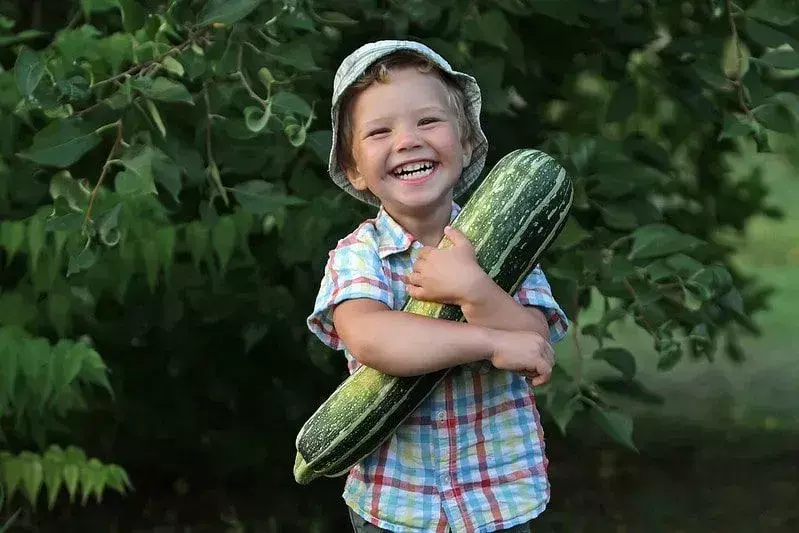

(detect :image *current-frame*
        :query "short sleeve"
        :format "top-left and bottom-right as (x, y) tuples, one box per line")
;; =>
(512, 265), (569, 344)
(306, 241), (392, 351)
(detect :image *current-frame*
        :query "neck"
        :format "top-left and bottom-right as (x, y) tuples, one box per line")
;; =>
(384, 200), (453, 247)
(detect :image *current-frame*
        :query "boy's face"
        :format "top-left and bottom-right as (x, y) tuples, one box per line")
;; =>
(345, 67), (472, 216)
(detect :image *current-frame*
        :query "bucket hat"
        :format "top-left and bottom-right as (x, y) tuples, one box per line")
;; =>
(328, 40), (489, 206)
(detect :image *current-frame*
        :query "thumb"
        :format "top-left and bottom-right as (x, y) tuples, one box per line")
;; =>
(444, 226), (472, 249)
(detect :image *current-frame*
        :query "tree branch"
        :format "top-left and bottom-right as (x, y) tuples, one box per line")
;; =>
(84, 121), (124, 226)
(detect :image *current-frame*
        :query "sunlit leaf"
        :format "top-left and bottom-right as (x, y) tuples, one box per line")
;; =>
(130, 77), (194, 105)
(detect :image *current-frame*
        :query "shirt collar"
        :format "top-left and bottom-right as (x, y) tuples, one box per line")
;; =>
(375, 203), (461, 258)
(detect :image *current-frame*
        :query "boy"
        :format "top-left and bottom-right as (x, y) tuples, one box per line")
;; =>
(307, 40), (569, 533)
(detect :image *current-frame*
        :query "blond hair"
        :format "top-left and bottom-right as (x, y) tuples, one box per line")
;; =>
(335, 50), (474, 173)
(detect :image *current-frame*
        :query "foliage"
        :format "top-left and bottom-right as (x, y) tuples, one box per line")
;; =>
(0, 0), (796, 521)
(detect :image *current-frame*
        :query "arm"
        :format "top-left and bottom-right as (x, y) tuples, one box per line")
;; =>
(332, 298), (493, 376)
(460, 278), (550, 338)
(332, 298), (553, 383)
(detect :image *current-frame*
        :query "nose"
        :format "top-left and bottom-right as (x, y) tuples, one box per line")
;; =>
(394, 124), (422, 152)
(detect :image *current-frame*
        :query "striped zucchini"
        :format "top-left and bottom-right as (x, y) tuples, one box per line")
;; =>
(294, 148), (573, 484)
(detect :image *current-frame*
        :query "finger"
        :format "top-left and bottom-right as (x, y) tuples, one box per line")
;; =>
(443, 226), (473, 249)
(407, 271), (423, 286)
(406, 283), (424, 300)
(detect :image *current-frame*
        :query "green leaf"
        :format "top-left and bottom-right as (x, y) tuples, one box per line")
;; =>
(747, 0), (799, 26)
(685, 265), (733, 301)
(588, 405), (637, 451)
(285, 123), (307, 147)
(244, 104), (271, 133)
(81, 0), (118, 15)
(161, 56), (185, 77)
(753, 101), (796, 133)
(155, 226), (176, 277)
(319, 11), (358, 25)
(0, 29), (47, 48)
(211, 217), (236, 271)
(305, 130), (332, 164)
(547, 388), (580, 435)
(232, 180), (305, 215)
(97, 203), (122, 246)
(116, 145), (157, 195)
(62, 463), (79, 502)
(21, 455), (44, 504)
(2, 455), (24, 501)
(628, 224), (703, 261)
(152, 149), (182, 203)
(145, 99), (167, 138)
(67, 246), (96, 276)
(185, 221), (209, 269)
(269, 42), (319, 71)
(47, 291), (71, 336)
(594, 377), (664, 405)
(19, 119), (104, 168)
(118, 0), (146, 32)
(656, 338), (682, 371)
(757, 50), (799, 69)
(43, 455), (63, 509)
(718, 113), (756, 140)
(475, 9), (510, 49)
(271, 91), (312, 117)
(130, 77), (194, 105)
(593, 347), (637, 379)
(745, 18), (799, 50)
(0, 221), (26, 264)
(14, 47), (44, 96)
(199, 0), (266, 26)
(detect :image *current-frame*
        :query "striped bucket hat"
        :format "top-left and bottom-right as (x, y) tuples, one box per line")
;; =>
(328, 40), (489, 206)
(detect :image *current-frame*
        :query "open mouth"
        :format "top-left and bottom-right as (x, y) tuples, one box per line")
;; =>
(391, 160), (438, 181)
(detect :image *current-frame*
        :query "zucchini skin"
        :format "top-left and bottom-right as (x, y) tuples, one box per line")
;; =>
(295, 149), (573, 485)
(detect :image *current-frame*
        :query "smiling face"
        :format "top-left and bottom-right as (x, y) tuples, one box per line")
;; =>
(343, 66), (473, 218)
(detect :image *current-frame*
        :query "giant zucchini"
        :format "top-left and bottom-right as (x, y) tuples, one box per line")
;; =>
(294, 148), (573, 484)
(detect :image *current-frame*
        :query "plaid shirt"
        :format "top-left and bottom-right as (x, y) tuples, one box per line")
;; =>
(307, 203), (568, 533)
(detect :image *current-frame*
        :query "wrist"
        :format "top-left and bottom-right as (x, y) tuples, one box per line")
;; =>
(458, 272), (496, 312)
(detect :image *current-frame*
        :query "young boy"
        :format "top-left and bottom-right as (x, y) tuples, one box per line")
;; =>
(307, 40), (569, 533)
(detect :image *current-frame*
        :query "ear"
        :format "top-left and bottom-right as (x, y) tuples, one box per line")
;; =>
(345, 164), (368, 191)
(461, 140), (473, 168)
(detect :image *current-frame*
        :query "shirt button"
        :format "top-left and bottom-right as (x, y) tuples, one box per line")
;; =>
(436, 411), (446, 421)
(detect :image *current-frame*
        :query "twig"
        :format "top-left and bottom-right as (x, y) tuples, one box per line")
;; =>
(725, 0), (752, 116)
(624, 279), (655, 335)
(236, 45), (269, 105)
(84, 121), (123, 226)
(91, 34), (203, 91)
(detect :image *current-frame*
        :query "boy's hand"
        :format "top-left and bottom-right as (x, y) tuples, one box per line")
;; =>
(406, 226), (489, 305)
(489, 329), (555, 387)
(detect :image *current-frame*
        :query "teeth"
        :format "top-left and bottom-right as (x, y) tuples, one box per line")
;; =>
(393, 161), (435, 179)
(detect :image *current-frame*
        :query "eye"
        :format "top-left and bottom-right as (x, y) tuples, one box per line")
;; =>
(419, 117), (442, 126)
(365, 127), (390, 138)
